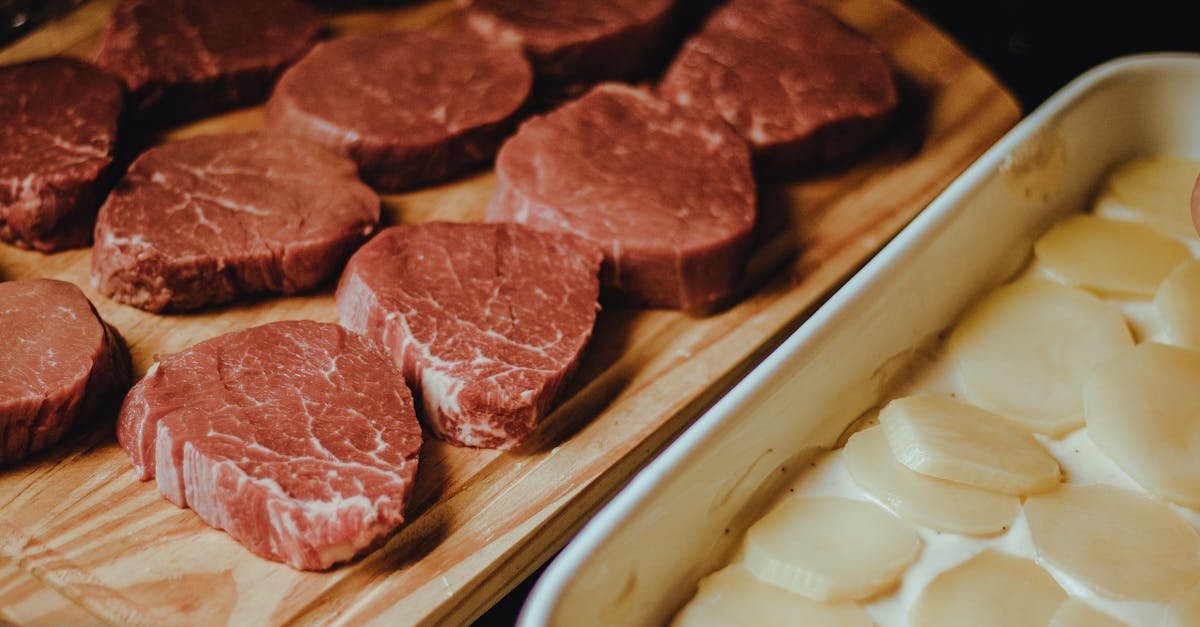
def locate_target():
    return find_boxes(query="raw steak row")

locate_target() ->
[265,29,533,191]
[92,132,379,313]
[1,279,131,464]
[0,57,123,252]
[337,222,602,449]
[488,83,756,310]
[117,320,422,570]
[94,0,324,123]
[660,0,898,175]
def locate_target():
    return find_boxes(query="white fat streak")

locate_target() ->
[345,262,544,447]
[746,114,771,145]
[155,425,186,506]
[335,271,373,335]
[48,133,107,159]
[455,420,516,449]
[421,367,463,418]
[15,174,39,206]
[124,389,155,479]
[278,102,361,146]
[257,475,392,569]
[177,445,401,569]
[101,230,149,250]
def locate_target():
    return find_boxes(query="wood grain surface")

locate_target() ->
[0,0,1019,624]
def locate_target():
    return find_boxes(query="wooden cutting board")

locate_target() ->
[0,1,1019,625]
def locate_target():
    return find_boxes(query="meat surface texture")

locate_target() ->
[1192,174,1200,237]
[336,222,602,449]
[116,320,422,571]
[92,132,379,313]
[264,30,533,191]
[0,58,123,252]
[659,0,898,176]
[1,279,131,464]
[94,0,323,122]
[461,0,677,81]
[487,83,755,309]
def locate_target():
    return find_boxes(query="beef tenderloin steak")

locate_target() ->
[1,279,131,464]
[1192,173,1200,237]
[659,0,898,176]
[337,222,602,449]
[94,0,323,123]
[264,30,533,191]
[117,320,422,571]
[0,58,123,252]
[92,132,379,313]
[487,83,755,309]
[460,0,677,81]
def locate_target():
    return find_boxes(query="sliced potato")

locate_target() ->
[1048,599,1128,627]
[1101,154,1200,238]
[1034,214,1190,296]
[1085,342,1200,507]
[843,426,1019,534]
[948,279,1134,434]
[1168,582,1200,627]
[1025,484,1200,601]
[878,396,1060,495]
[671,565,873,627]
[1156,259,1200,348]
[910,550,1066,627]
[743,496,920,602]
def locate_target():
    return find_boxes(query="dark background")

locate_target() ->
[908,0,1197,110]
[479,1,1200,623]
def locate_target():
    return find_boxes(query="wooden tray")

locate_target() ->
[0,1,1019,624]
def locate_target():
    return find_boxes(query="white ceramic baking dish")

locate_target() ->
[517,53,1200,626]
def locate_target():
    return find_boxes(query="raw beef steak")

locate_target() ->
[461,0,677,81]
[0,58,123,252]
[1192,174,1200,236]
[264,30,533,191]
[92,132,378,313]
[487,83,755,309]
[659,0,898,176]
[1,279,131,464]
[117,320,422,571]
[336,222,602,449]
[94,0,323,122]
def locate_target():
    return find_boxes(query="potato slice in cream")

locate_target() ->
[1155,259,1200,349]
[1026,484,1200,601]
[949,279,1133,435]
[672,565,872,627]
[1048,598,1128,627]
[879,396,1060,495]
[911,550,1066,627]
[1085,342,1200,507]
[1099,154,1200,238]
[1034,214,1189,296]
[844,426,1019,534]
[743,496,920,602]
